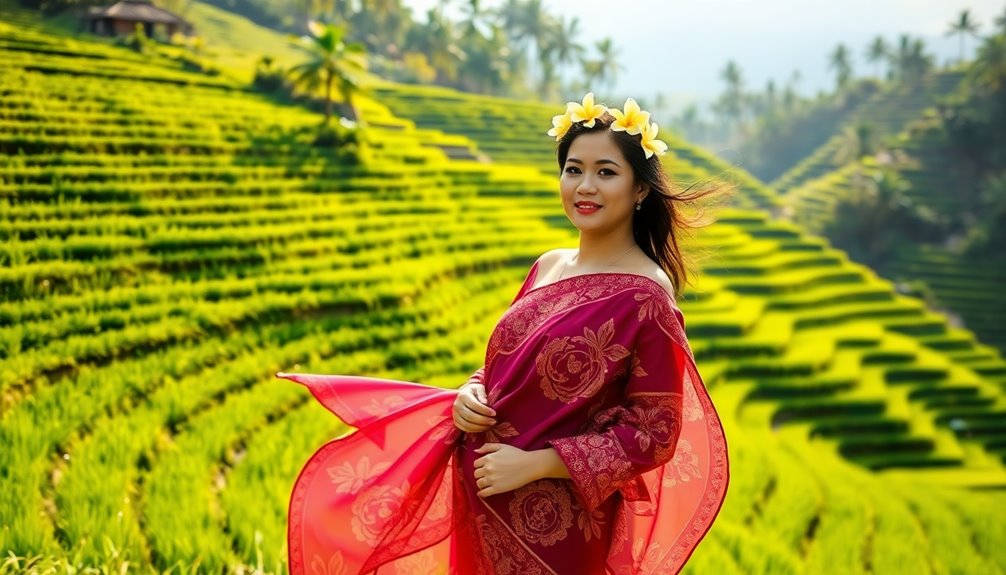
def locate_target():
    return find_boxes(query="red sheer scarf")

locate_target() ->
[276,259,729,574]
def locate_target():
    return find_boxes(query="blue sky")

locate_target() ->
[401,0,1004,115]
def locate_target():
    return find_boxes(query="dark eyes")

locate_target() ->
[564,166,615,175]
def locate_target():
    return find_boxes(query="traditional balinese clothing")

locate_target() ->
[275,256,729,575]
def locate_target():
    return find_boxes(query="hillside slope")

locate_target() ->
[770,70,965,194]
[373,82,783,213]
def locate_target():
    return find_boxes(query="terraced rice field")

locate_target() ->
[780,92,1006,356]
[770,70,965,194]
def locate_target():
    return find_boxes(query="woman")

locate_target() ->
[276,92,730,575]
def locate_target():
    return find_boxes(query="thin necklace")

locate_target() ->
[557,244,636,282]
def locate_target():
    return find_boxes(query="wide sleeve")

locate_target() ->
[545,314,685,513]
[459,365,485,391]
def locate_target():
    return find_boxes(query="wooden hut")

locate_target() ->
[86,0,194,40]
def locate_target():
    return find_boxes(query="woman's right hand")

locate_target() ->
[453,383,497,433]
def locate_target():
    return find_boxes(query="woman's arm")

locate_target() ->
[540,315,686,513]
[528,447,572,480]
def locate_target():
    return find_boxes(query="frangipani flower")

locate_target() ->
[547,105,574,140]
[640,121,668,159]
[568,92,607,128]
[609,98,650,135]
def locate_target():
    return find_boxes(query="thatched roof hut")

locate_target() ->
[86,0,194,39]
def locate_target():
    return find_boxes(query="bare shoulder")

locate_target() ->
[648,268,677,302]
[535,248,571,277]
[629,259,677,302]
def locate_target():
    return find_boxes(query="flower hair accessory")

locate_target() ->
[547,92,668,159]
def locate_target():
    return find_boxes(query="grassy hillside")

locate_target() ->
[2,8,1006,575]
[769,70,965,194]
[782,109,1006,355]
[373,82,783,214]
[735,79,884,183]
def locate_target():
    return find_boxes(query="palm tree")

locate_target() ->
[890,34,911,82]
[717,60,744,127]
[825,168,936,268]
[764,79,777,113]
[496,0,524,41]
[407,8,465,83]
[593,37,621,93]
[673,103,702,140]
[357,0,409,55]
[866,36,888,79]
[907,37,934,82]
[538,57,559,98]
[654,92,668,121]
[828,43,853,91]
[460,0,487,38]
[832,121,877,165]
[288,20,368,126]
[580,58,604,92]
[480,23,513,93]
[890,34,933,84]
[549,16,584,87]
[946,9,981,64]
[520,0,552,88]
[972,32,1006,92]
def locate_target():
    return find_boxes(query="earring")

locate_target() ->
[635,202,642,211]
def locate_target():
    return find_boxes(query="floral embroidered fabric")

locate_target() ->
[275,256,729,574]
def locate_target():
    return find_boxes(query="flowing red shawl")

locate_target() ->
[275,258,729,574]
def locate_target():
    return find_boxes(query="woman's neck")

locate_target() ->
[573,231,639,270]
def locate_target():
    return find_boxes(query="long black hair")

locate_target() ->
[556,109,732,297]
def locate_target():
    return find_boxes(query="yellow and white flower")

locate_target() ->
[640,121,668,159]
[547,104,574,140]
[568,92,607,128]
[608,98,650,135]
[545,92,668,160]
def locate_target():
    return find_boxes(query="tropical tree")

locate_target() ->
[907,37,935,81]
[889,35,933,83]
[672,103,704,141]
[405,8,465,83]
[496,0,525,42]
[548,15,584,90]
[946,9,982,63]
[781,69,801,113]
[969,172,1006,255]
[521,0,553,87]
[866,36,888,79]
[715,60,745,129]
[832,121,878,165]
[653,92,668,122]
[764,79,777,111]
[459,0,488,38]
[351,0,410,55]
[288,20,368,126]
[592,37,621,93]
[580,58,604,93]
[825,168,939,268]
[828,43,853,91]
[971,31,1006,92]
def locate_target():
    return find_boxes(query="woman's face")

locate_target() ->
[560,130,645,233]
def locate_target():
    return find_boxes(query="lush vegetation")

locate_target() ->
[774,8,1006,353]
[23,0,630,104]
[2,5,1005,575]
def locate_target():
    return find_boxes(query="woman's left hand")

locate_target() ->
[473,443,540,498]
